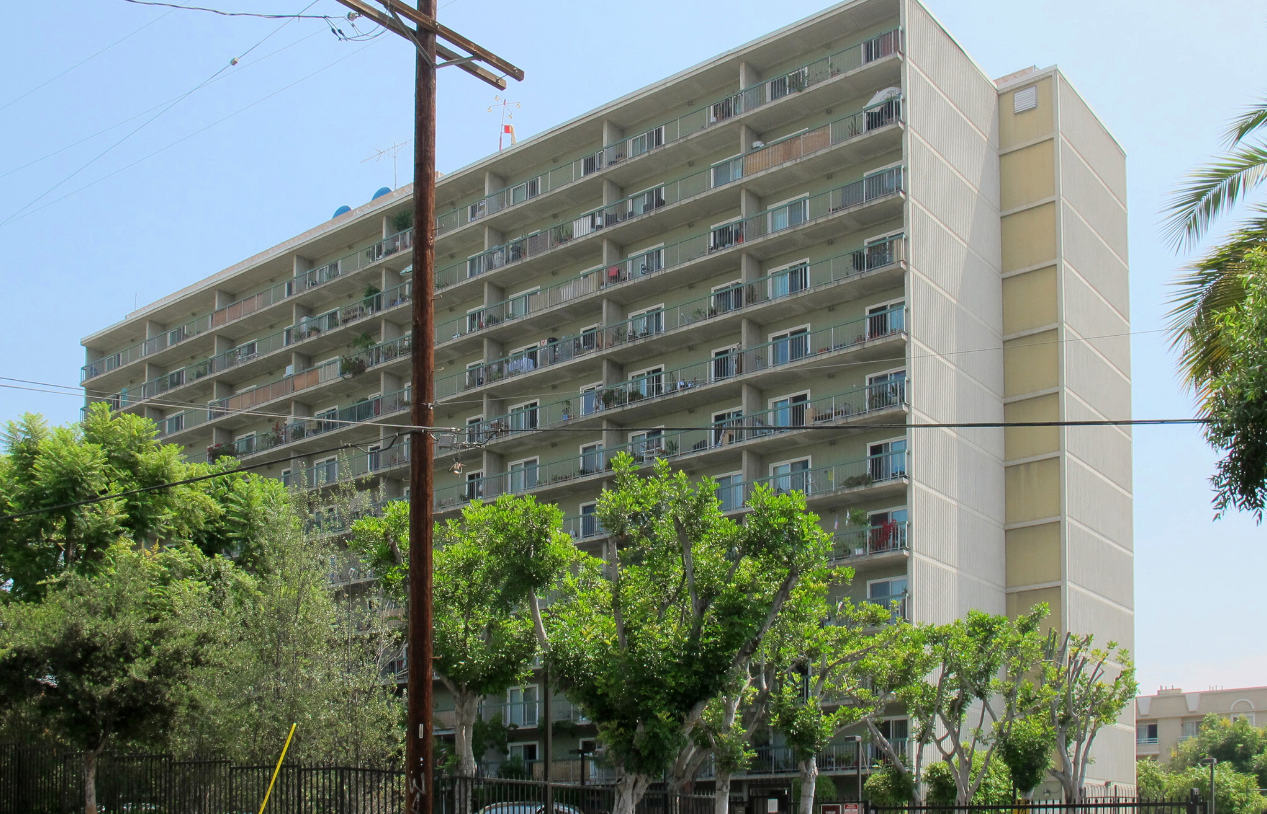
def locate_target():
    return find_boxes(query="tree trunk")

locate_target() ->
[613,767,651,814]
[715,769,734,814]
[83,746,103,814]
[453,692,480,776]
[798,755,818,814]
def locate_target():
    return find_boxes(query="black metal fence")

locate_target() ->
[0,747,715,814]
[866,800,1204,814]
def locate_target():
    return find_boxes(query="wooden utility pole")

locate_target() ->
[326,4,522,813]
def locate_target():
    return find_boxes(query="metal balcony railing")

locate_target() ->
[436,165,903,290]
[831,520,910,561]
[301,442,411,489]
[439,297,904,401]
[82,231,413,382]
[432,28,901,238]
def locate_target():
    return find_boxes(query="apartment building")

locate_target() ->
[80,0,1133,793]
[1136,686,1267,764]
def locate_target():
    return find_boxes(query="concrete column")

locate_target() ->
[740,189,762,218]
[292,255,313,278]
[740,125,763,156]
[741,448,762,489]
[291,352,311,374]
[484,225,505,251]
[483,280,505,308]
[739,61,761,89]
[603,179,623,207]
[213,290,236,310]
[145,319,166,341]
[482,393,504,424]
[602,419,622,464]
[483,336,505,363]
[291,400,313,418]
[741,317,762,349]
[740,252,761,285]
[601,299,626,338]
[381,371,403,397]
[602,358,623,387]
[601,120,624,150]
[485,172,506,196]
[381,215,393,239]
[741,383,762,420]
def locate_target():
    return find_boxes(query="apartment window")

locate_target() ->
[710,95,741,123]
[508,742,538,771]
[579,324,601,352]
[281,468,292,487]
[630,429,664,463]
[708,219,744,252]
[711,155,741,187]
[629,366,665,400]
[768,196,808,233]
[1137,723,1159,745]
[463,471,484,502]
[508,685,539,727]
[712,409,743,447]
[716,473,743,511]
[770,458,811,494]
[234,432,257,456]
[771,392,810,428]
[465,361,485,389]
[468,199,487,221]
[868,577,908,622]
[770,326,810,365]
[873,718,909,758]
[508,458,539,492]
[166,413,185,434]
[628,185,665,217]
[236,340,258,362]
[368,444,382,472]
[580,443,604,476]
[868,508,908,553]
[1181,720,1200,741]
[315,406,339,434]
[853,232,903,273]
[312,456,338,487]
[510,177,540,205]
[869,438,908,482]
[769,261,810,300]
[867,369,907,411]
[465,415,485,444]
[628,247,664,277]
[580,152,602,177]
[768,67,808,100]
[580,382,603,416]
[579,502,600,538]
[711,281,743,315]
[629,305,665,339]
[351,396,378,423]
[509,400,540,432]
[866,301,905,338]
[466,307,485,335]
[628,125,665,157]
[711,347,737,381]
[863,32,898,63]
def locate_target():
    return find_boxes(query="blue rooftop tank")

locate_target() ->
[372,186,392,200]
[332,205,352,218]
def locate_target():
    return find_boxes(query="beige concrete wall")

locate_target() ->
[1137,686,1267,763]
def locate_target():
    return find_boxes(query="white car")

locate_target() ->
[476,802,588,814]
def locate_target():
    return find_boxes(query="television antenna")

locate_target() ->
[488,95,520,150]
[362,139,412,189]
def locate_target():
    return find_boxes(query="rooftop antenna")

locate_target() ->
[361,139,412,189]
[488,95,520,150]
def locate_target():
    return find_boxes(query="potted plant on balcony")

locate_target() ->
[363,284,382,312]
[391,209,413,234]
[627,390,644,403]
[560,400,572,421]
[206,443,231,463]
[600,389,618,410]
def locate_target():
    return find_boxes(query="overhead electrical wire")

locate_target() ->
[0,11,174,115]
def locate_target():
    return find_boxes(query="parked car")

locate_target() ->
[476,802,586,814]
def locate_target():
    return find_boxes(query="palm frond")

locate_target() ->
[1162,144,1267,251]
[1166,210,1267,399]
[1222,97,1267,148]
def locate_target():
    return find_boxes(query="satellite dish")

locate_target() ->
[372,186,392,200]
[333,205,352,218]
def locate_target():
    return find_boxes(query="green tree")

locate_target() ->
[0,405,283,599]
[546,456,828,814]
[924,758,1013,805]
[172,491,402,766]
[861,608,1048,804]
[0,543,214,814]
[1035,632,1137,802]
[1172,714,1267,784]
[1197,250,1267,518]
[1138,758,1263,814]
[996,713,1053,799]
[350,494,574,775]
[1163,97,1267,395]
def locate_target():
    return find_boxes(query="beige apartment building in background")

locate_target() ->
[80,0,1135,793]
[1136,686,1267,764]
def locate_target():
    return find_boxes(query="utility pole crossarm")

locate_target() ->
[328,0,509,89]
[376,0,525,81]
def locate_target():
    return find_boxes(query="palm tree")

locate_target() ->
[1163,98,1267,400]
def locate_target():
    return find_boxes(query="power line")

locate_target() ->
[0,434,404,523]
[118,0,333,19]
[0,11,173,115]
[0,36,385,229]
[0,28,326,181]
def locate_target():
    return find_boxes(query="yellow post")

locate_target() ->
[258,723,297,814]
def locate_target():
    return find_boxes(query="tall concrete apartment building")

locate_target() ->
[81,0,1134,792]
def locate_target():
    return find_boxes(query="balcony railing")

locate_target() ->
[749,450,909,500]
[831,520,910,561]
[439,296,904,401]
[204,388,411,462]
[432,28,901,238]
[438,226,902,349]
[866,592,909,624]
[82,231,413,382]
[436,163,904,290]
[302,442,411,489]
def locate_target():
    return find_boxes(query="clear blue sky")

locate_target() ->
[0,0,1263,694]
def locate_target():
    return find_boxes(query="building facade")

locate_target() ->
[80,0,1133,792]
[1136,686,1267,764]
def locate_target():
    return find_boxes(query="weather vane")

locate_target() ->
[361,139,412,189]
[488,95,521,150]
